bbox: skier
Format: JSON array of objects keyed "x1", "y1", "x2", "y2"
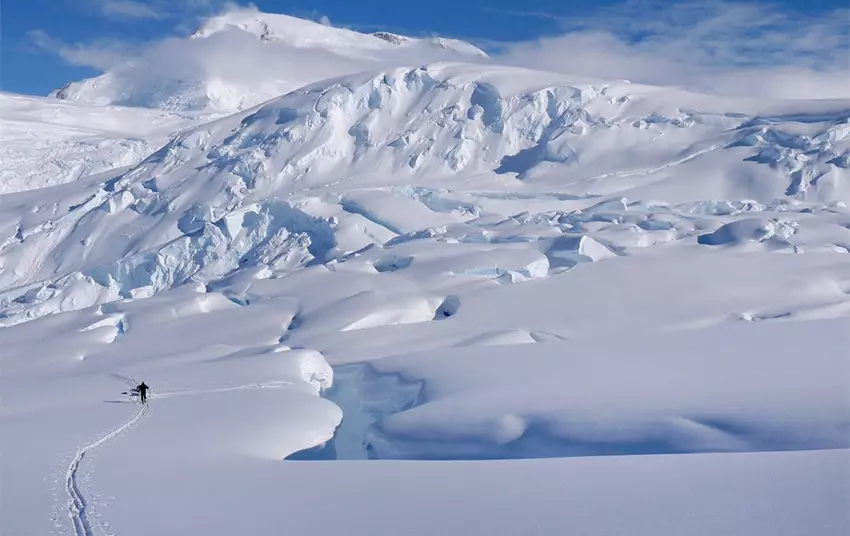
[{"x1": 136, "y1": 381, "x2": 149, "y2": 404}]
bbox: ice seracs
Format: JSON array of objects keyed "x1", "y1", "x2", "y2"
[{"x1": 3, "y1": 62, "x2": 849, "y2": 327}]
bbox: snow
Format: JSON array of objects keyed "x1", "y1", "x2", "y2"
[
  {"x1": 362, "y1": 320, "x2": 849, "y2": 460},
  {"x1": 63, "y1": 451, "x2": 850, "y2": 536},
  {"x1": 3, "y1": 62, "x2": 848, "y2": 327},
  {"x1": 2, "y1": 9, "x2": 849, "y2": 536},
  {"x1": 0, "y1": 92, "x2": 200, "y2": 194}
]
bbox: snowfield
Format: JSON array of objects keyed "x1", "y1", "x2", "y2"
[
  {"x1": 0, "y1": 92, "x2": 203, "y2": 194},
  {"x1": 1, "y1": 9, "x2": 849, "y2": 536}
]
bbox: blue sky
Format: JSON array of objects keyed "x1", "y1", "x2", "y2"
[{"x1": 2, "y1": 0, "x2": 848, "y2": 96}]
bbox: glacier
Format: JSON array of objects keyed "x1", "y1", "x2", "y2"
[{"x1": 1, "y1": 9, "x2": 848, "y2": 536}]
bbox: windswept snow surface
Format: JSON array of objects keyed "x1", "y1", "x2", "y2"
[{"x1": 2, "y1": 46, "x2": 849, "y2": 536}]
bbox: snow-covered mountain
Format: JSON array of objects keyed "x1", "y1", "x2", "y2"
[
  {"x1": 2, "y1": 10, "x2": 849, "y2": 536},
  {"x1": 4, "y1": 62, "x2": 848, "y2": 325},
  {"x1": 191, "y1": 9, "x2": 487, "y2": 58},
  {"x1": 49, "y1": 9, "x2": 488, "y2": 113}
]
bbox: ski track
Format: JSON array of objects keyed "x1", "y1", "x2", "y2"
[
  {"x1": 575, "y1": 142, "x2": 723, "y2": 188},
  {"x1": 150, "y1": 380, "x2": 295, "y2": 399},
  {"x1": 65, "y1": 403, "x2": 148, "y2": 536},
  {"x1": 64, "y1": 381, "x2": 293, "y2": 535}
]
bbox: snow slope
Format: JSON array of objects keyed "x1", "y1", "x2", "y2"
[
  {"x1": 2, "y1": 21, "x2": 849, "y2": 536},
  {"x1": 3, "y1": 63, "x2": 848, "y2": 326},
  {"x1": 0, "y1": 92, "x2": 200, "y2": 193},
  {"x1": 49, "y1": 9, "x2": 488, "y2": 113}
]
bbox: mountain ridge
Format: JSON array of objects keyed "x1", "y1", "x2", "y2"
[{"x1": 3, "y1": 61, "x2": 848, "y2": 327}]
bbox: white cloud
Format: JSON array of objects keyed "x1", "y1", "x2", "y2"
[
  {"x1": 28, "y1": 30, "x2": 132, "y2": 70},
  {"x1": 30, "y1": 5, "x2": 487, "y2": 109},
  {"x1": 30, "y1": 2, "x2": 249, "y2": 70},
  {"x1": 32, "y1": 1, "x2": 850, "y2": 103},
  {"x1": 94, "y1": 0, "x2": 163, "y2": 20},
  {"x1": 86, "y1": 0, "x2": 239, "y2": 22},
  {"x1": 494, "y1": 1, "x2": 850, "y2": 99}
]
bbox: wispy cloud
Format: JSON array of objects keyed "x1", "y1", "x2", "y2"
[
  {"x1": 481, "y1": 7, "x2": 566, "y2": 22},
  {"x1": 93, "y1": 0, "x2": 163, "y2": 20},
  {"x1": 494, "y1": 1, "x2": 850, "y2": 99},
  {"x1": 31, "y1": 1, "x2": 247, "y2": 68},
  {"x1": 85, "y1": 0, "x2": 239, "y2": 22},
  {"x1": 31, "y1": 1, "x2": 850, "y2": 101},
  {"x1": 28, "y1": 30, "x2": 133, "y2": 70},
  {"x1": 29, "y1": 4, "x2": 488, "y2": 108}
]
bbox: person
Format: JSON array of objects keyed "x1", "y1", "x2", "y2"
[{"x1": 136, "y1": 382, "x2": 149, "y2": 404}]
